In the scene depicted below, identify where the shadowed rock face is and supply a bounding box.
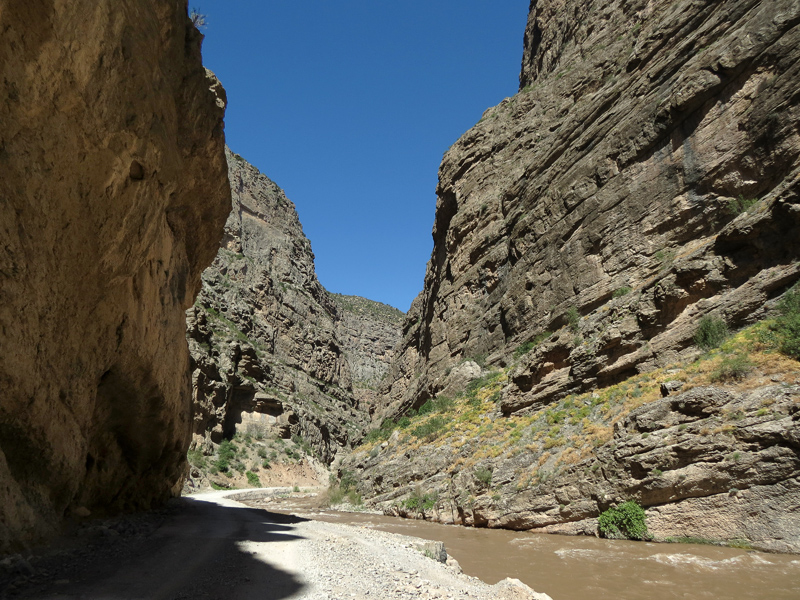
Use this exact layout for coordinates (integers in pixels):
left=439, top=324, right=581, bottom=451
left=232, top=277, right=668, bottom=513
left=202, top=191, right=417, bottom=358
left=379, top=0, right=800, bottom=420
left=187, top=151, right=403, bottom=462
left=0, top=1, right=230, bottom=551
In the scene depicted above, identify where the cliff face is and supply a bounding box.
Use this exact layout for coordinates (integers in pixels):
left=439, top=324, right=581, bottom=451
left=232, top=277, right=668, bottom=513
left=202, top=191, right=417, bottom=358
left=0, top=1, right=230, bottom=551
left=379, top=0, right=800, bottom=419
left=352, top=0, right=800, bottom=551
left=187, top=151, right=403, bottom=462
left=329, top=294, right=405, bottom=412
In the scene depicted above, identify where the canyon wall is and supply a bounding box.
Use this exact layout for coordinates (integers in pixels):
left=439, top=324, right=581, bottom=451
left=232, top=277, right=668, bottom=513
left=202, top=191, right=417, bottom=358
left=379, top=0, right=800, bottom=419
left=352, top=0, right=800, bottom=551
left=187, top=151, right=403, bottom=462
left=0, top=1, right=230, bottom=551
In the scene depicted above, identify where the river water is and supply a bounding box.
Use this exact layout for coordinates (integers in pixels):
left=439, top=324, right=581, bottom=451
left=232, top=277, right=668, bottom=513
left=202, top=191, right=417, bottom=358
left=253, top=495, right=800, bottom=600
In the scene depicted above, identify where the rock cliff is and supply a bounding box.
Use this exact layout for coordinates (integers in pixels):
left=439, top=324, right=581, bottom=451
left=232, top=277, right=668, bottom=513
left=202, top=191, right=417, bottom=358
left=187, top=151, right=404, bottom=463
left=379, top=0, right=800, bottom=419
left=330, top=294, right=405, bottom=412
left=349, top=346, right=800, bottom=551
left=0, top=1, right=230, bottom=551
left=352, top=0, right=800, bottom=551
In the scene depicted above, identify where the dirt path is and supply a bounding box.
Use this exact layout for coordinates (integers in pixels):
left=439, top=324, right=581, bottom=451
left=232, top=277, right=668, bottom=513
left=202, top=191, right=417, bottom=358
left=3, top=490, right=550, bottom=600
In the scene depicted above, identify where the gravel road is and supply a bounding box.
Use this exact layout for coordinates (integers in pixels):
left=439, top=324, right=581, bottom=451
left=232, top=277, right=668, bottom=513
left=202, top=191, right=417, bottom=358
left=2, top=490, right=550, bottom=600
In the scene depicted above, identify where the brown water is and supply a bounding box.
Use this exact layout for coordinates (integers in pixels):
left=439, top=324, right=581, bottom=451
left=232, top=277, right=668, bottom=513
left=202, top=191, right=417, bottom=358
left=254, top=496, right=800, bottom=600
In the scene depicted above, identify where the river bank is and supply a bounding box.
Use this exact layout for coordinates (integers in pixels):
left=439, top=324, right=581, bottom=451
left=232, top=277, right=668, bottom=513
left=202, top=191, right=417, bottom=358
left=1, top=490, right=550, bottom=600
left=246, top=491, right=800, bottom=600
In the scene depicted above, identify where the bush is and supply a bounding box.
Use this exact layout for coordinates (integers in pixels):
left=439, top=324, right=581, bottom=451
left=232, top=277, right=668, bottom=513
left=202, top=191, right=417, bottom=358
left=776, top=285, right=800, bottom=359
left=410, top=415, right=446, bottom=440
left=246, top=471, right=260, bottom=487
left=598, top=500, right=649, bottom=540
left=214, top=440, right=237, bottom=472
left=612, top=286, right=632, bottom=298
left=727, top=195, right=758, bottom=216
left=710, top=353, right=754, bottom=382
left=694, top=316, right=729, bottom=350
left=566, top=307, right=580, bottom=332
left=401, top=487, right=437, bottom=514
left=514, top=340, right=536, bottom=359
left=474, top=466, right=493, bottom=486
left=187, top=449, right=207, bottom=470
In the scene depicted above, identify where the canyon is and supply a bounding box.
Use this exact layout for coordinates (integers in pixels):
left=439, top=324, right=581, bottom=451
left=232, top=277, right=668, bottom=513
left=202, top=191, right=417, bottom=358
left=1, top=0, right=799, bottom=582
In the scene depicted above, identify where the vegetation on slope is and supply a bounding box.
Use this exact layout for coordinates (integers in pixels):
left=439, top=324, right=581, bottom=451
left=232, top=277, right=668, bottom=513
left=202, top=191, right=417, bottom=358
left=351, top=298, right=800, bottom=531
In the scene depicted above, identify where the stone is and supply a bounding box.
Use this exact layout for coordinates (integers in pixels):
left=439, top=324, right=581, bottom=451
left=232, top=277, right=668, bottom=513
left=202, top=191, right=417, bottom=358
left=351, top=383, right=800, bottom=552
left=376, top=0, right=800, bottom=421
left=0, top=1, right=229, bottom=552
left=660, top=380, right=684, bottom=397
left=412, top=540, right=448, bottom=563
left=187, top=151, right=403, bottom=462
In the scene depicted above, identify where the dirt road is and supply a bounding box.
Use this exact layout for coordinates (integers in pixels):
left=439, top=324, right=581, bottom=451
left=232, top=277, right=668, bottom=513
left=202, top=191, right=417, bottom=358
left=3, top=490, right=550, bottom=600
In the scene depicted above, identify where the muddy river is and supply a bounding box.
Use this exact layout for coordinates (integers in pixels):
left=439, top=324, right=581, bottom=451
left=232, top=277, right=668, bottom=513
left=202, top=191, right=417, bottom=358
left=252, top=495, right=800, bottom=600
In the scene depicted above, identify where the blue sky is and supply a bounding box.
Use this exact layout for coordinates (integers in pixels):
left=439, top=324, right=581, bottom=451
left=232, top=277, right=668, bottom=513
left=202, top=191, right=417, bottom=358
left=194, top=1, right=529, bottom=312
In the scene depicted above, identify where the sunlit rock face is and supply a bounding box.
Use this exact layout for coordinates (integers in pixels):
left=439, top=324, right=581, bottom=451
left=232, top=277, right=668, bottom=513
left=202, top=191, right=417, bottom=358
left=0, top=0, right=230, bottom=551
left=379, top=0, right=800, bottom=419
left=354, top=0, right=800, bottom=553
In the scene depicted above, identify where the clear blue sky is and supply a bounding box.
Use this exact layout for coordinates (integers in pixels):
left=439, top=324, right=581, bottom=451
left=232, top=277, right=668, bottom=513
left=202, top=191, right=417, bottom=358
left=194, top=1, right=529, bottom=312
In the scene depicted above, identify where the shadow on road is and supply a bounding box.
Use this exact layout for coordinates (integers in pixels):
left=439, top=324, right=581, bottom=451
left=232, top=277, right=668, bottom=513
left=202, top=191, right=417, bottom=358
left=6, top=497, right=311, bottom=600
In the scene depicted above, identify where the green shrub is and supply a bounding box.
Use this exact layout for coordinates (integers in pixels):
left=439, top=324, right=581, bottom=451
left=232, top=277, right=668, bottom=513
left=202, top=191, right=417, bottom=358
left=410, top=415, right=446, bottom=440
left=214, top=440, right=237, bottom=472
left=339, top=469, right=358, bottom=492
left=257, top=447, right=267, bottom=458
left=727, top=195, right=758, bottom=216
left=612, top=286, right=632, bottom=298
left=694, top=316, right=729, bottom=350
left=566, top=307, right=580, bottom=332
left=514, top=340, right=536, bottom=359
left=401, top=487, right=436, bottom=513
left=711, top=353, right=754, bottom=382
left=187, top=449, right=207, bottom=470
left=474, top=466, right=493, bottom=486
left=347, top=489, right=362, bottom=506
left=598, top=500, right=649, bottom=540
left=776, top=285, right=800, bottom=359
left=245, top=471, right=260, bottom=487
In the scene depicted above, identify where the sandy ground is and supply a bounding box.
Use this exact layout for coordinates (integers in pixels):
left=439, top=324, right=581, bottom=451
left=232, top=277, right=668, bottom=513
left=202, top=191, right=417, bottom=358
left=1, top=490, right=550, bottom=600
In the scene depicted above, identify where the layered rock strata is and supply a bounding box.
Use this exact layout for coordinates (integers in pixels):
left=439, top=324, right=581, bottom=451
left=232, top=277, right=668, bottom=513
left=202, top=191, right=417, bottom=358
left=379, top=0, right=800, bottom=420
left=187, top=151, right=404, bottom=461
left=330, top=294, right=404, bottom=412
left=351, top=381, right=800, bottom=553
left=0, top=1, right=229, bottom=551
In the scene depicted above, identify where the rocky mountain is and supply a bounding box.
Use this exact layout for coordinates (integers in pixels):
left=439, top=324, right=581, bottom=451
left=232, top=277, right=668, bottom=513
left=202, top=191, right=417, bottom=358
left=345, top=0, right=800, bottom=551
left=0, top=2, right=230, bottom=551
left=330, top=294, right=405, bottom=412
left=378, top=0, right=800, bottom=422
left=186, top=150, right=404, bottom=464
left=347, top=324, right=800, bottom=552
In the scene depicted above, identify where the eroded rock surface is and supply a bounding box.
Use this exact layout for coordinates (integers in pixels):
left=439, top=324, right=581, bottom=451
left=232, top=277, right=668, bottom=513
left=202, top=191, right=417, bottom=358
left=330, top=294, right=405, bottom=412
left=0, top=1, right=230, bottom=551
left=187, top=151, right=404, bottom=461
left=379, top=0, right=800, bottom=420
left=352, top=382, right=800, bottom=553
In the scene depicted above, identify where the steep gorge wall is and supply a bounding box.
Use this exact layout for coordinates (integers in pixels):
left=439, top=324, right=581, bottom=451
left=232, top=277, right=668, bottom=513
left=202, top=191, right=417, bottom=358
left=352, top=0, right=800, bottom=551
left=0, top=1, right=230, bottom=551
left=330, top=294, right=405, bottom=413
left=187, top=151, right=403, bottom=462
left=380, top=0, right=800, bottom=419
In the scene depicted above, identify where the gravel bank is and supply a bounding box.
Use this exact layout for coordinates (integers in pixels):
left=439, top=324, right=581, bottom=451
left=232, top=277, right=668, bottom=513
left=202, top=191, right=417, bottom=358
left=1, top=490, right=552, bottom=599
